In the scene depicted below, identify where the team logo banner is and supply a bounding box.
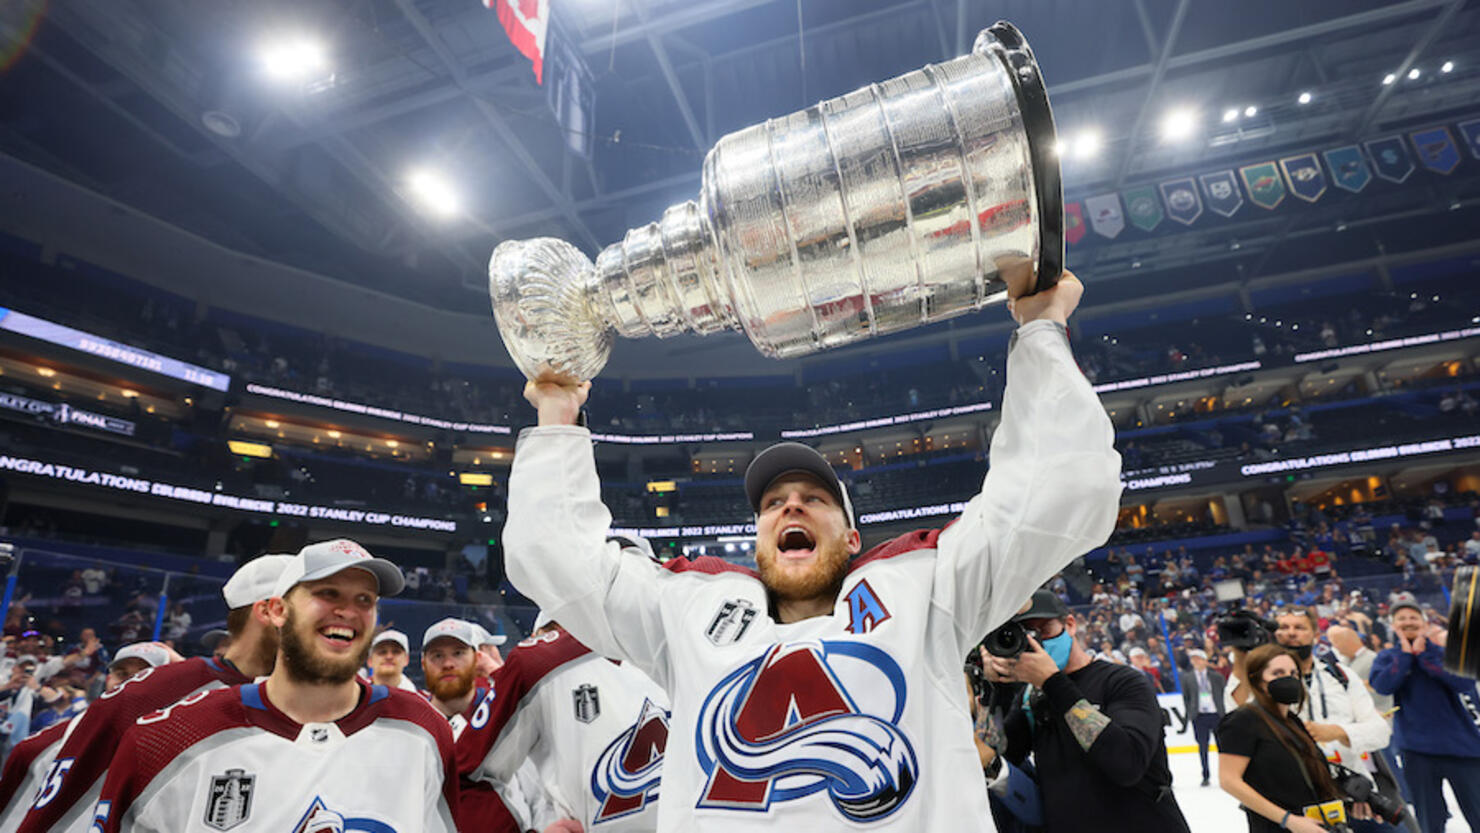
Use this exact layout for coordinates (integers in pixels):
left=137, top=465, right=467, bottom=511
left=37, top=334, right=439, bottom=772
left=1410, top=126, right=1461, bottom=174
left=1123, top=185, right=1163, bottom=232
left=1199, top=171, right=1242, bottom=218
left=1459, top=119, right=1480, bottom=160
left=1239, top=162, right=1286, bottom=210
left=1279, top=153, right=1327, bottom=203
left=1323, top=146, right=1372, bottom=193
left=1365, top=136, right=1414, bottom=183
left=1158, top=177, right=1202, bottom=225
left=1083, top=193, right=1124, bottom=239
left=1065, top=201, right=1086, bottom=245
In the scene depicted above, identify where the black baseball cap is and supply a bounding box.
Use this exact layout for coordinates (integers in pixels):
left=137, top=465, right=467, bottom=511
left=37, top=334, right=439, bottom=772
left=744, top=442, right=855, bottom=528
left=1012, top=590, right=1071, bottom=622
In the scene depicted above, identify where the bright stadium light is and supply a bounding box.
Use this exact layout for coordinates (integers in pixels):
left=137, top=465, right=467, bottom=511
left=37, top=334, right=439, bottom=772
left=1160, top=108, right=1198, bottom=142
left=406, top=168, right=461, bottom=218
left=1222, top=108, right=1239, bottom=123
left=259, top=36, right=329, bottom=83
left=1244, top=105, right=1258, bottom=118
left=1298, top=91, right=1312, bottom=105
left=1407, top=67, right=1421, bottom=80
left=1382, top=73, right=1396, bottom=85
left=1441, top=60, right=1454, bottom=74
left=1073, top=129, right=1101, bottom=159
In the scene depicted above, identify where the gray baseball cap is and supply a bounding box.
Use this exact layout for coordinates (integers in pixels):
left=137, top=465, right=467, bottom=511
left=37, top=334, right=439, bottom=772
left=744, top=442, right=854, bottom=527
left=272, top=539, right=405, bottom=598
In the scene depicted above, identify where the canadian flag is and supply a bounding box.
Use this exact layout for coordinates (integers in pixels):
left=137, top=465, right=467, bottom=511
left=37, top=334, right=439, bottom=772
left=484, top=0, right=550, bottom=84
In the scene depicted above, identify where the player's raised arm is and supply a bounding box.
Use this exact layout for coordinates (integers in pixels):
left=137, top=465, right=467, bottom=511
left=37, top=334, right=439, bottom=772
left=505, top=377, right=674, bottom=687
left=933, top=272, right=1122, bottom=655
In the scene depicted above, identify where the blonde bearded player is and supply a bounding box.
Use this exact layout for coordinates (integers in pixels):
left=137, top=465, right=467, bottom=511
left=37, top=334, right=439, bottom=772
left=508, top=273, right=1122, bottom=831
left=91, top=540, right=460, bottom=833
left=0, top=643, right=175, bottom=833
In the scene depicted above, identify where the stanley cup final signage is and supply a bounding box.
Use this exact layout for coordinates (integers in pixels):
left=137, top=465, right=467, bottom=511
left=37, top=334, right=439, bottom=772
left=488, top=22, right=1063, bottom=381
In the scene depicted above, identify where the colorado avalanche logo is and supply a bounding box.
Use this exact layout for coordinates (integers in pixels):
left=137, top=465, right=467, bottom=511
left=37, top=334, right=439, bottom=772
left=590, top=698, right=669, bottom=823
left=291, top=797, right=398, bottom=833
left=695, top=640, right=918, bottom=822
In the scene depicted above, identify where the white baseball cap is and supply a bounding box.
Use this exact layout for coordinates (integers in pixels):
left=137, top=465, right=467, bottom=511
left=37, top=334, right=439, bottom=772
left=423, top=618, right=479, bottom=650
left=110, top=642, right=172, bottom=670
left=371, top=630, right=409, bottom=653
left=222, top=554, right=296, bottom=609
left=472, top=623, right=508, bottom=647
left=272, top=539, right=405, bottom=598
left=1187, top=649, right=1208, bottom=660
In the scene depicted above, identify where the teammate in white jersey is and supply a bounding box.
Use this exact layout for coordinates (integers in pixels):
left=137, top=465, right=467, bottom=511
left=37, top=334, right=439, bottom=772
left=459, top=615, right=670, bottom=832
left=508, top=272, right=1122, bottom=832
left=364, top=629, right=419, bottom=692
left=0, top=642, right=173, bottom=833
left=92, top=539, right=462, bottom=832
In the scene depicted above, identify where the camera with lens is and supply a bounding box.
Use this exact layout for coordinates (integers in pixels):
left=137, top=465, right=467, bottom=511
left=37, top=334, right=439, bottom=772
left=1214, top=609, right=1277, bottom=651
left=1330, top=764, right=1407, bottom=826
left=983, top=621, right=1029, bottom=659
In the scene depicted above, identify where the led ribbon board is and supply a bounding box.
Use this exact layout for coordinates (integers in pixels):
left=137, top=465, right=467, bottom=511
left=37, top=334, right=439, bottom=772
left=0, top=307, right=230, bottom=391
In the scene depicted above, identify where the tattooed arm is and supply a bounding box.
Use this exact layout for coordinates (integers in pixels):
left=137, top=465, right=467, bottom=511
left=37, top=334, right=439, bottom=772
left=1040, top=669, right=1164, bottom=788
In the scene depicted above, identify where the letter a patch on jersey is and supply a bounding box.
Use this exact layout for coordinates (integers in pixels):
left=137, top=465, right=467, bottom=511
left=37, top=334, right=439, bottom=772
left=705, top=599, right=757, bottom=645
left=844, top=579, right=891, bottom=634
left=204, top=768, right=254, bottom=830
left=574, top=684, right=601, bottom=724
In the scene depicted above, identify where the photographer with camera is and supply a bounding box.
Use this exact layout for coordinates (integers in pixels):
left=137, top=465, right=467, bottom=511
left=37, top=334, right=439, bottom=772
left=1369, top=595, right=1480, bottom=833
left=979, top=591, right=1190, bottom=833
left=1223, top=607, right=1397, bottom=832
left=1217, top=645, right=1356, bottom=832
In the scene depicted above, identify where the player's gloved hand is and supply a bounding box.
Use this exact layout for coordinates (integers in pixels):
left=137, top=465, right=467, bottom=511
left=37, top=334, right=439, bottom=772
left=524, top=373, right=591, bottom=427
left=1007, top=269, right=1082, bottom=326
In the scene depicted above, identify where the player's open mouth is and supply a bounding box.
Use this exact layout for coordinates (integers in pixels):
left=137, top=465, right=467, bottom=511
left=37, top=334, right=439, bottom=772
left=319, top=625, right=357, bottom=648
left=778, top=526, right=816, bottom=560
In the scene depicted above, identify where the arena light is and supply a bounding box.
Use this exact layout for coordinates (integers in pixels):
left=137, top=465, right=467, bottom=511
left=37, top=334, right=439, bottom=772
left=1297, top=91, right=1312, bottom=105
left=1159, top=108, right=1198, bottom=143
left=1243, top=105, right=1257, bottom=118
left=459, top=472, right=494, bottom=486
left=258, top=36, right=329, bottom=83
left=1442, top=61, right=1454, bottom=74
left=1382, top=73, right=1397, bottom=85
left=1222, top=108, right=1238, bottom=123
left=406, top=168, right=461, bottom=218
left=227, top=440, right=274, bottom=459
left=36, top=366, right=55, bottom=377
left=1071, top=129, right=1101, bottom=159
left=1407, top=67, right=1421, bottom=81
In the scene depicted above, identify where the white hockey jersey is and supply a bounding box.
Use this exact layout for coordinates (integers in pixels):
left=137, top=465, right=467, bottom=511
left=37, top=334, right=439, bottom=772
left=504, top=320, right=1122, bottom=832
left=0, top=719, right=68, bottom=832
left=92, top=679, right=458, bottom=833
left=458, top=626, right=670, bottom=831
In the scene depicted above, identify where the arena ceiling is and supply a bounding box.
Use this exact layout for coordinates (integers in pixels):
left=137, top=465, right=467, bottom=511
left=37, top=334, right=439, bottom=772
left=2, top=0, right=1479, bottom=315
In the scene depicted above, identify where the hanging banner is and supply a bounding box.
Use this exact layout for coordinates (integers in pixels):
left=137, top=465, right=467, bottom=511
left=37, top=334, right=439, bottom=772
left=1065, top=201, right=1086, bottom=245
left=1279, top=153, right=1327, bottom=203
left=1123, top=185, right=1164, bottom=232
left=1323, top=146, right=1372, bottom=193
left=1240, top=162, right=1286, bottom=210
left=1459, top=119, right=1480, bottom=160
left=1158, top=177, right=1202, bottom=225
left=1199, top=170, right=1243, bottom=218
left=1365, top=136, right=1414, bottom=183
left=1409, top=126, right=1461, bottom=175
left=1084, top=193, right=1124, bottom=239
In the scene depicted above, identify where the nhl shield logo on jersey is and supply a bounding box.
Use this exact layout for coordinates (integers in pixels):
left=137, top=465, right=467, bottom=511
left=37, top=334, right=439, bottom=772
left=696, top=640, right=919, bottom=823
left=591, top=698, right=670, bottom=823
left=204, top=768, right=254, bottom=831
left=574, top=684, right=601, bottom=723
left=705, top=598, right=757, bottom=645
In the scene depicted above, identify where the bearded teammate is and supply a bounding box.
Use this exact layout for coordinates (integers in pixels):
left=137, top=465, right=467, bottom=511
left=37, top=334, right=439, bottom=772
left=16, top=555, right=292, bottom=833
left=92, top=539, right=461, bottom=832
left=0, top=643, right=174, bottom=833
left=459, top=611, right=670, bottom=833
left=508, top=272, right=1121, bottom=831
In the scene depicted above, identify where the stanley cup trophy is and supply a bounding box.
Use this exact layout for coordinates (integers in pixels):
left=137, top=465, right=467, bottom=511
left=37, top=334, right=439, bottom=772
left=490, top=21, right=1062, bottom=381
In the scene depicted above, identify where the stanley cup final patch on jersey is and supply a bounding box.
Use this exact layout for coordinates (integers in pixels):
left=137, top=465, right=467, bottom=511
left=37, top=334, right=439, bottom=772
left=204, top=768, right=255, bottom=831
left=574, top=684, right=601, bottom=724
left=705, top=599, right=758, bottom=646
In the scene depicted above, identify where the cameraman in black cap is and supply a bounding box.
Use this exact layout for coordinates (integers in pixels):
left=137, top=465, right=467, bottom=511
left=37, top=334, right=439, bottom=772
left=978, top=590, right=1190, bottom=833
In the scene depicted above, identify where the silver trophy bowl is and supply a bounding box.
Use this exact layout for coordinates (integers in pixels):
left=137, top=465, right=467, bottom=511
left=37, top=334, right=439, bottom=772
left=490, top=21, right=1062, bottom=381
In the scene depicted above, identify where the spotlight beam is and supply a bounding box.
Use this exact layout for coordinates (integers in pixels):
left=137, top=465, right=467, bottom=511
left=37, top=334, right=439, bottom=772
left=1113, top=0, right=1193, bottom=190
left=1350, top=0, right=1465, bottom=137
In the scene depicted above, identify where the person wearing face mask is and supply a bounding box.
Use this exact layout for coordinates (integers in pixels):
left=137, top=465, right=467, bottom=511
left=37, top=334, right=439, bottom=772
left=979, top=590, right=1190, bottom=833
left=1228, top=607, right=1395, bottom=832
left=1218, top=645, right=1350, bottom=833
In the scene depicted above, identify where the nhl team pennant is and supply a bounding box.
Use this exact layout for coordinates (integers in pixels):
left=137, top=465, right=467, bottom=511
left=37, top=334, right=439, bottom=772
left=1323, top=146, right=1372, bottom=193
left=1084, top=193, right=1124, bottom=239
left=1159, top=177, right=1202, bottom=225
left=1459, top=119, right=1480, bottom=160
left=1279, top=153, right=1327, bottom=203
left=1240, top=162, right=1286, bottom=210
left=1409, top=126, right=1461, bottom=175
left=1364, top=136, right=1414, bottom=183
left=1064, top=201, right=1086, bottom=245
left=1199, top=170, right=1243, bottom=218
left=1123, top=185, right=1163, bottom=232
left=485, top=0, right=550, bottom=84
